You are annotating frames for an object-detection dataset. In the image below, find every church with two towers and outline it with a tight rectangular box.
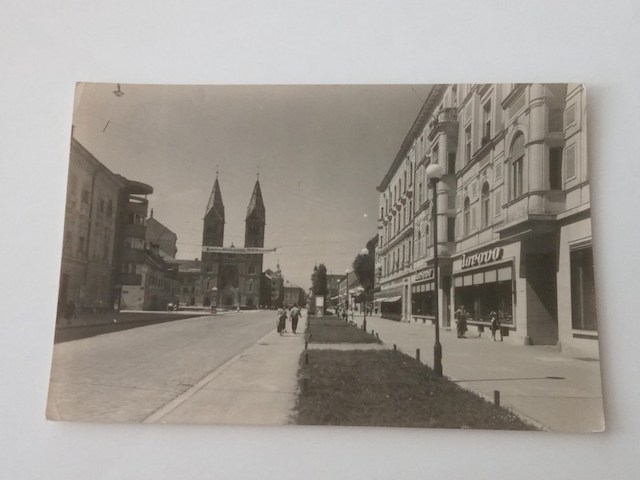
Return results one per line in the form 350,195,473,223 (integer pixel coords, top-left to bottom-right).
200,174,266,309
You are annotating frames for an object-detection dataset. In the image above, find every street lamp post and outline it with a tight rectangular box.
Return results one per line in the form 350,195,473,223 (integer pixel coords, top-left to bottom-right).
426,163,444,377
344,270,349,316
360,248,369,332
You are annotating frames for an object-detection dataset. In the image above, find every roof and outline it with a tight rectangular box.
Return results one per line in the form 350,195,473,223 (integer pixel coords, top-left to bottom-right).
283,279,303,290
205,176,225,219
246,179,265,222
376,85,447,192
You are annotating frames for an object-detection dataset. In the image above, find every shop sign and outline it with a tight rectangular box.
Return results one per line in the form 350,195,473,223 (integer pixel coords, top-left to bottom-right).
414,269,434,281
461,247,504,269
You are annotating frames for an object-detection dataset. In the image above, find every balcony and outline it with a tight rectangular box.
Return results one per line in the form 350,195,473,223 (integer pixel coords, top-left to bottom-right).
428,107,459,141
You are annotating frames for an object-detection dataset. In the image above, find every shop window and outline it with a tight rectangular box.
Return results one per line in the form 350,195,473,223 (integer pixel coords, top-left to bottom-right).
510,133,525,199
81,189,90,205
570,246,597,331
481,182,490,228
549,147,563,190
463,197,471,237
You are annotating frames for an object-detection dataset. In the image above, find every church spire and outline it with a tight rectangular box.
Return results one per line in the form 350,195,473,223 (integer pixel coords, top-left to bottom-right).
244,178,266,247
245,178,265,222
205,172,225,220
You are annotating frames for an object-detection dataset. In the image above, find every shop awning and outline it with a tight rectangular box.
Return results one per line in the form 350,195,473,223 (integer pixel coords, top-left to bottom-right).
381,295,402,303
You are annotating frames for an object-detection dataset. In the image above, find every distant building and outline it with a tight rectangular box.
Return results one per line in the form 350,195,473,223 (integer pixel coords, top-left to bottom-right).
174,259,202,306
145,210,178,260
283,279,306,307
200,174,266,309
326,274,342,306
262,266,284,308
116,178,182,311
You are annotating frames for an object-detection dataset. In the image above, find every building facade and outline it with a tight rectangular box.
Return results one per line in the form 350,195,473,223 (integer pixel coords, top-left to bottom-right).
200,175,265,309
283,279,306,307
145,210,178,260
58,138,125,315
376,84,597,358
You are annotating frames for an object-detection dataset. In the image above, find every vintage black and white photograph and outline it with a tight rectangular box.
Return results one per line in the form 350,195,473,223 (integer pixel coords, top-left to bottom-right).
46,82,603,432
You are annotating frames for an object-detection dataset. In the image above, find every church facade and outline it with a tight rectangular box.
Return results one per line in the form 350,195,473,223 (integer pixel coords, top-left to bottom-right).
200,175,266,309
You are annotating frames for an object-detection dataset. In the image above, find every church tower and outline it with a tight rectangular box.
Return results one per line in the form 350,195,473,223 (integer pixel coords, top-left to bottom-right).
201,173,225,306
203,174,225,247
244,177,265,248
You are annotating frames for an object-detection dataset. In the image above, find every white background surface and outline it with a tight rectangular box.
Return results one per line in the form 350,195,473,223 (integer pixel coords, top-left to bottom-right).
2,1,639,478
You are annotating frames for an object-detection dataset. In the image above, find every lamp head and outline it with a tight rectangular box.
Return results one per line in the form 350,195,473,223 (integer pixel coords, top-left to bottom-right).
426,163,444,183
361,248,368,255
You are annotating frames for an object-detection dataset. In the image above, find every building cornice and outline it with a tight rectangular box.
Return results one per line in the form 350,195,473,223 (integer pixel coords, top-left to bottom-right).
377,85,448,192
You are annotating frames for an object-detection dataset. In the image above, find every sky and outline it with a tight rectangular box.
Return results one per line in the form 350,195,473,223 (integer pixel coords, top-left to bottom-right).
71,83,432,289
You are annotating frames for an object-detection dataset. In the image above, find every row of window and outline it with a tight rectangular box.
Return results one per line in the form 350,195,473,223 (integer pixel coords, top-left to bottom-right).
63,226,112,263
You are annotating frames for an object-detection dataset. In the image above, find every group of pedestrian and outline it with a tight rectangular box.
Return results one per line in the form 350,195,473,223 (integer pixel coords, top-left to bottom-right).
336,305,354,322
454,306,503,341
276,304,302,335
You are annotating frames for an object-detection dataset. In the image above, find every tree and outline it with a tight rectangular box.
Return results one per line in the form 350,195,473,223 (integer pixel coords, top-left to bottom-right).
352,251,375,297
311,263,328,296
352,252,375,293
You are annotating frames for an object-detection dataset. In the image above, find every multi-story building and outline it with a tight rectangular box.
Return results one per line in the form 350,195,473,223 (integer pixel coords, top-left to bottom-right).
283,279,306,307
174,258,202,306
58,138,125,316
376,84,597,358
262,266,284,308
326,274,343,307
145,210,178,260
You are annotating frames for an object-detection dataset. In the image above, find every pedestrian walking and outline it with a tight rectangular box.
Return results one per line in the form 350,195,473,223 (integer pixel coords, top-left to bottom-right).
490,310,502,341
455,306,468,338
349,308,354,322
276,307,286,335
290,304,301,334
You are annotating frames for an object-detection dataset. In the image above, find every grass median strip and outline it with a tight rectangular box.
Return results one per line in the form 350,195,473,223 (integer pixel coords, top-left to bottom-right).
297,316,535,430
307,316,380,344
294,349,535,430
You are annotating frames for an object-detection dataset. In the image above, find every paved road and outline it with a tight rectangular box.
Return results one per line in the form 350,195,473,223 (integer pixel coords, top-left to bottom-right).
47,310,304,424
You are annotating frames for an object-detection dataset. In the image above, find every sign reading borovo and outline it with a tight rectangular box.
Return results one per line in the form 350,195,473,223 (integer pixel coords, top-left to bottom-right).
201,246,278,254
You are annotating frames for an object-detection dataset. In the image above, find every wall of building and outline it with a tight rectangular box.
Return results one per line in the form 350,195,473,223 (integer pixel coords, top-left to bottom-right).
376,83,597,358
59,139,123,315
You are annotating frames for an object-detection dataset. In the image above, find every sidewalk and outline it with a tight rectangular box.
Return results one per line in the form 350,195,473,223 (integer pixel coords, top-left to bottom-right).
350,314,604,432
143,315,308,425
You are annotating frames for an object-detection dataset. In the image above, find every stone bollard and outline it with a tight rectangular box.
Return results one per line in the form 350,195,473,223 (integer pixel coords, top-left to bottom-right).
416,348,420,362
494,390,500,407
393,344,397,351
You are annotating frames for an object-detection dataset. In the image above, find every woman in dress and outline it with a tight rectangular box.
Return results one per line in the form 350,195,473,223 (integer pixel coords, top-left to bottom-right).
277,307,286,335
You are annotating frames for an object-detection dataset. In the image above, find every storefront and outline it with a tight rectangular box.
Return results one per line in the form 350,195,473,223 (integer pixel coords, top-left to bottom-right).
375,284,405,321
453,245,517,338
557,214,599,358
411,269,435,322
